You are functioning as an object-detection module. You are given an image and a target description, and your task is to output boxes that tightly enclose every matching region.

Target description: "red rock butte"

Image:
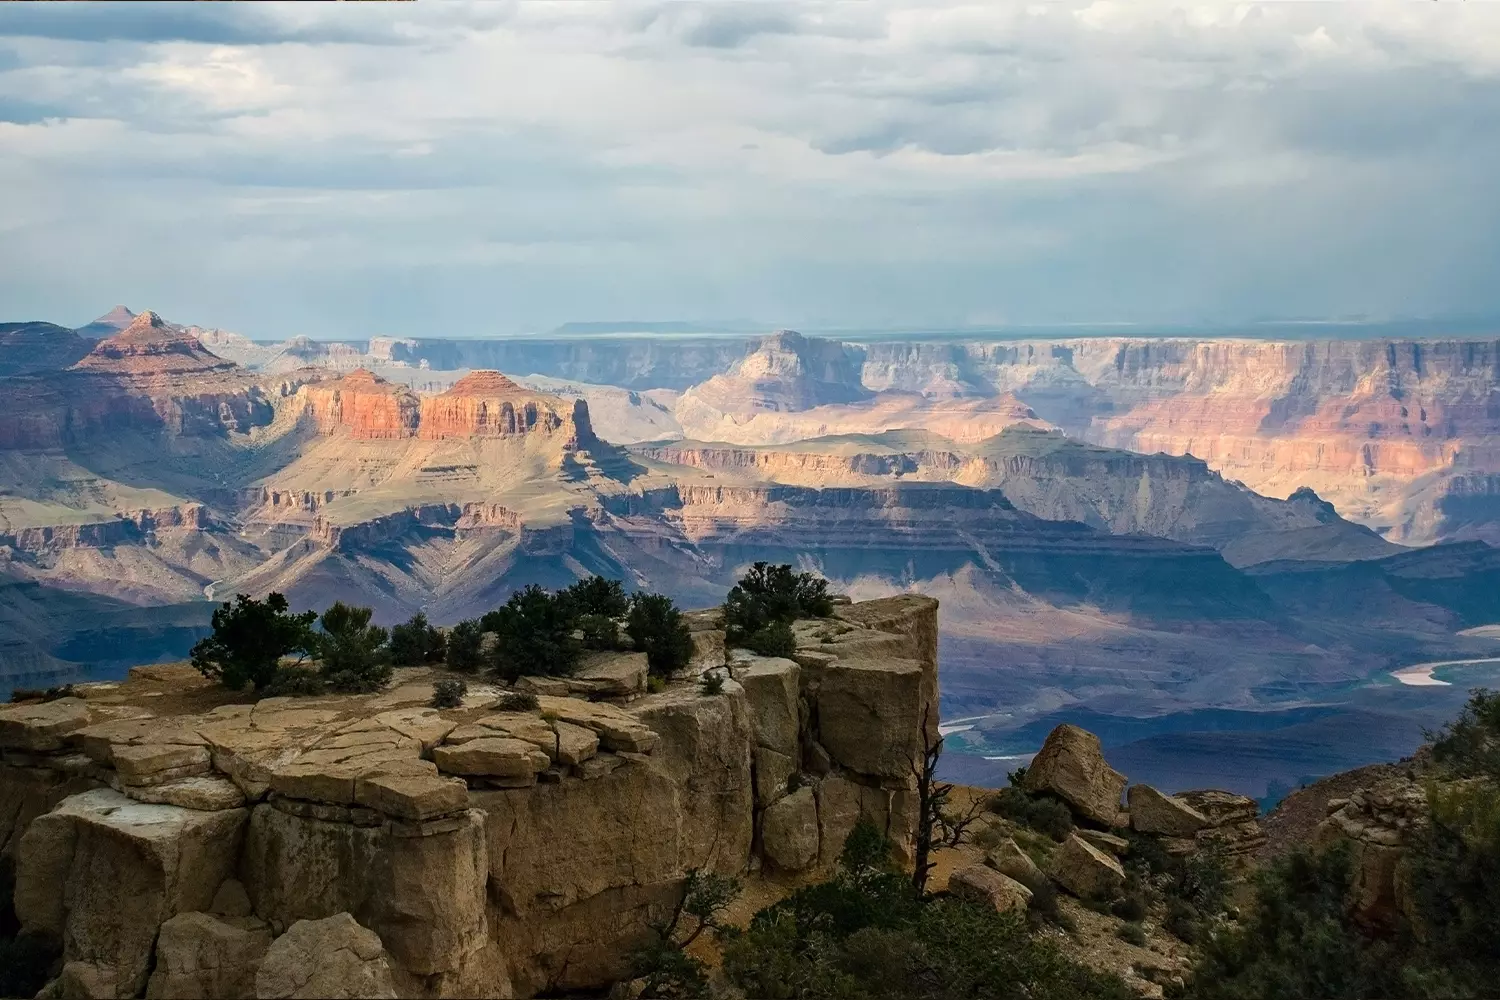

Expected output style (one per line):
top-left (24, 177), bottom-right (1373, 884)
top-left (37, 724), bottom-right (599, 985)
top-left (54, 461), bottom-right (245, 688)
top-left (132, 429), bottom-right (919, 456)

top-left (419, 369), bottom-right (590, 441)
top-left (301, 369), bottom-right (421, 439)
top-left (71, 310), bottom-right (238, 380)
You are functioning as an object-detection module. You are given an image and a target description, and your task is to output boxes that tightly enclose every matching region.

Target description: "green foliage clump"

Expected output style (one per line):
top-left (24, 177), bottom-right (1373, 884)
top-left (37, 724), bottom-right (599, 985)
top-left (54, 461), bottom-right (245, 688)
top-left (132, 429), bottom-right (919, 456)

top-left (497, 690), bottom-right (540, 712)
top-left (742, 619), bottom-right (797, 658)
top-left (989, 786), bottom-right (1075, 842)
top-left (261, 666), bottom-right (327, 697)
top-left (626, 592), bottom-right (694, 676)
top-left (723, 561), bottom-right (833, 652)
top-left (700, 671), bottom-right (726, 696)
top-left (431, 678), bottom-right (467, 709)
top-left (1117, 922), bottom-right (1149, 947)
top-left (389, 612), bottom-right (446, 666)
top-left (313, 601), bottom-right (392, 693)
top-left (559, 575), bottom-right (630, 620)
top-left (445, 619), bottom-right (485, 673)
top-left (191, 592), bottom-right (317, 692)
top-left (482, 585), bottom-right (581, 682)
top-left (1178, 689), bottom-right (1500, 1000)
top-left (722, 819), bottom-right (1133, 1000)
top-left (628, 868), bottom-right (742, 998)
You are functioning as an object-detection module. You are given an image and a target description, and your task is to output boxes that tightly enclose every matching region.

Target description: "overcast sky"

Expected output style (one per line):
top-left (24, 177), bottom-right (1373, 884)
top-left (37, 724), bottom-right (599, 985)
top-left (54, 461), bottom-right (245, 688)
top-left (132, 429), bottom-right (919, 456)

top-left (2, 1), bottom-right (1499, 339)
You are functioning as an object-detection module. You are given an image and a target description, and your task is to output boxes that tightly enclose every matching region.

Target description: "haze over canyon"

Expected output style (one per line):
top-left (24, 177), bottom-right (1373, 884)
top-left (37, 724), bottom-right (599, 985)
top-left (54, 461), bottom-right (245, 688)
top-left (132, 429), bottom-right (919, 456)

top-left (2, 305), bottom-right (1499, 799)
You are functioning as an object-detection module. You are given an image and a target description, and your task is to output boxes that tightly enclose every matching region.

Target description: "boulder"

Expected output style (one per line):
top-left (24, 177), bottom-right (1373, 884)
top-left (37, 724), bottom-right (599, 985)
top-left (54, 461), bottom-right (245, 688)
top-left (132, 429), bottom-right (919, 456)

top-left (1022, 724), bottom-right (1127, 826)
top-left (464, 714), bottom-right (599, 766)
top-left (1179, 789), bottom-right (1266, 867)
top-left (1078, 829), bottom-right (1129, 856)
top-left (432, 738), bottom-right (550, 779)
top-left (688, 630), bottom-right (725, 674)
top-left (949, 864), bottom-right (1033, 914)
top-left (15, 788), bottom-right (248, 997)
top-left (736, 657), bottom-right (800, 757)
top-left (1128, 784), bottom-right (1208, 837)
top-left (761, 786), bottom-right (819, 872)
top-left (353, 772), bottom-right (468, 822)
top-left (254, 913), bottom-right (396, 1000)
top-left (111, 744), bottom-right (212, 786)
top-left (1048, 832), bottom-right (1126, 899)
top-left (752, 747), bottom-right (796, 808)
top-left (572, 651), bottom-right (649, 699)
top-left (145, 911), bottom-right (272, 999)
top-left (122, 776), bottom-right (247, 811)
top-left (985, 837), bottom-right (1044, 886)
top-left (212, 879), bottom-right (255, 919)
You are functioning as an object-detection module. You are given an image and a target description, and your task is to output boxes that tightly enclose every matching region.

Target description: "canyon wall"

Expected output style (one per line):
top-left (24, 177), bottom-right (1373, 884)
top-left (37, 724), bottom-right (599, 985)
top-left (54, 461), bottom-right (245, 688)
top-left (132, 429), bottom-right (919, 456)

top-left (0, 594), bottom-right (938, 999)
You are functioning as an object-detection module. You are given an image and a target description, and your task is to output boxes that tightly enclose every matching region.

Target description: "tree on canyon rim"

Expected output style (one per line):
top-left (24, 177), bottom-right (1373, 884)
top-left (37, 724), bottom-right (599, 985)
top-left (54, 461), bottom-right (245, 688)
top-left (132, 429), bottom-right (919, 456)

top-left (723, 561), bottom-right (834, 657)
top-left (190, 592), bottom-right (317, 692)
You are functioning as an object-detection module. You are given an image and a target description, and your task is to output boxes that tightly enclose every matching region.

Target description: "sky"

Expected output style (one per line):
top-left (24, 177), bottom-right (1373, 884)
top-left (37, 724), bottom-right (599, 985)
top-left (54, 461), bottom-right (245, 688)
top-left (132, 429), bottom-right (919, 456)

top-left (2, 1), bottom-right (1500, 339)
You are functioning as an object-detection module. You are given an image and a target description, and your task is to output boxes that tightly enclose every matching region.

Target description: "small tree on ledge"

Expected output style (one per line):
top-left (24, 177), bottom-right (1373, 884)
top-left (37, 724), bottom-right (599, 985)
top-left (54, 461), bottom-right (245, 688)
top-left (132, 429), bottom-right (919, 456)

top-left (190, 592), bottom-right (316, 692)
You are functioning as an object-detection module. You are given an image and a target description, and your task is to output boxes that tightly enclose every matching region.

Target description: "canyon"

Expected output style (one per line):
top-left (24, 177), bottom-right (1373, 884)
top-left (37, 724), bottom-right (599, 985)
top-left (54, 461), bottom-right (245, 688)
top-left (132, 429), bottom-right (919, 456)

top-left (1, 308), bottom-right (1499, 798)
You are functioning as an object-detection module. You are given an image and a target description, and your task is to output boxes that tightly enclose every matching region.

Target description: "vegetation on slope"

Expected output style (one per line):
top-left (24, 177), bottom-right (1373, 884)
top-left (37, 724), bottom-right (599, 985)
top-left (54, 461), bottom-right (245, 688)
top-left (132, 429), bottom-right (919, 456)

top-left (1175, 688), bottom-right (1500, 999)
top-left (189, 573), bottom-right (700, 694)
top-left (723, 561), bottom-right (833, 657)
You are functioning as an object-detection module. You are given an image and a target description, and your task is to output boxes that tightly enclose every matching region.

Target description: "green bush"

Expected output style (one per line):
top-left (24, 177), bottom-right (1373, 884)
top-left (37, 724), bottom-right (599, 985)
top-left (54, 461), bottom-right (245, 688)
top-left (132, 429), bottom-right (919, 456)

top-left (314, 602), bottom-right (392, 693)
top-left (191, 592), bottom-right (317, 691)
top-left (483, 585), bottom-right (581, 682)
top-left (700, 672), bottom-right (726, 696)
top-left (989, 786), bottom-right (1075, 842)
top-left (741, 620), bottom-right (797, 658)
top-left (1112, 894), bottom-right (1148, 922)
top-left (558, 575), bottom-right (629, 620)
top-left (721, 822), bottom-right (1133, 1000)
top-left (497, 690), bottom-right (540, 712)
top-left (1117, 922), bottom-right (1149, 947)
top-left (262, 666), bottom-right (327, 697)
top-left (577, 613), bottom-right (623, 652)
top-left (389, 612), bottom-right (446, 666)
top-left (445, 619), bottom-right (485, 673)
top-left (626, 592), bottom-right (694, 676)
top-left (723, 562), bottom-right (833, 649)
top-left (431, 678), bottom-right (467, 709)
top-left (1164, 897), bottom-right (1203, 945)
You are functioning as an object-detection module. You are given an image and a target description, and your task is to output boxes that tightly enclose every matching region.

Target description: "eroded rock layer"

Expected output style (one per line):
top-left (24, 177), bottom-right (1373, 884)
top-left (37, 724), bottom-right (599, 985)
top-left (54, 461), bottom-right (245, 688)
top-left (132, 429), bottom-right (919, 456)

top-left (0, 594), bottom-right (938, 999)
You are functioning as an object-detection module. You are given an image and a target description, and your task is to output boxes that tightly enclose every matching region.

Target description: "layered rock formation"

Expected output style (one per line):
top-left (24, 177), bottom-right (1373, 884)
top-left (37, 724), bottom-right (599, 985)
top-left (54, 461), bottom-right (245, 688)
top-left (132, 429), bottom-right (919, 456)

top-left (0, 594), bottom-right (938, 998)
top-left (300, 370), bottom-right (420, 439)
top-left (418, 370), bottom-right (595, 445)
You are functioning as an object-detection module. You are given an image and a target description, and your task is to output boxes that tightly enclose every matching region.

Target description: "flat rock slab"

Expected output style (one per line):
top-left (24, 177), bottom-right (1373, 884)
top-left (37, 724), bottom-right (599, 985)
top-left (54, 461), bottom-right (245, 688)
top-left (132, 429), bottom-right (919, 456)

top-left (950, 864), bottom-right (1033, 914)
top-left (0, 698), bottom-right (92, 751)
top-left (124, 776), bottom-right (248, 811)
top-left (354, 771), bottom-right (469, 822)
top-left (573, 651), bottom-right (648, 697)
top-left (534, 696), bottom-right (660, 754)
top-left (113, 744), bottom-right (212, 784)
top-left (1128, 783), bottom-right (1209, 837)
top-left (1048, 832), bottom-right (1126, 899)
top-left (433, 737), bottom-right (550, 778)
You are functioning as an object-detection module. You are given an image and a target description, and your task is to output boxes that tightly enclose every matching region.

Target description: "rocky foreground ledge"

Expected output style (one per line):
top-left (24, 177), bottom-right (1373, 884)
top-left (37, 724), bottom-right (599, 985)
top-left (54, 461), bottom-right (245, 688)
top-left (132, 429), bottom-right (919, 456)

top-left (0, 595), bottom-right (937, 999)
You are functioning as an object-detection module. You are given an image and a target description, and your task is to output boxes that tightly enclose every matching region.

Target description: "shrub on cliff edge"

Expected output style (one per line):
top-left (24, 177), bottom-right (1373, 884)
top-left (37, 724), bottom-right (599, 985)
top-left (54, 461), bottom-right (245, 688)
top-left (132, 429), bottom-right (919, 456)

top-left (314, 602), bottom-right (392, 693)
top-left (390, 612), bottom-right (447, 666)
top-left (190, 592), bottom-right (317, 692)
top-left (482, 585), bottom-right (581, 682)
top-left (626, 592), bottom-right (694, 676)
top-left (445, 619), bottom-right (485, 673)
top-left (723, 562), bottom-right (833, 653)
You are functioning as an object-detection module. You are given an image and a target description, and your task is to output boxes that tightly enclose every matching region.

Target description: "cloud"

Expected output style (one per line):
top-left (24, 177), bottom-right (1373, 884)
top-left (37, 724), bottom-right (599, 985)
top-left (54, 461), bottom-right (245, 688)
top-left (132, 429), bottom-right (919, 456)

top-left (1, 1), bottom-right (1499, 336)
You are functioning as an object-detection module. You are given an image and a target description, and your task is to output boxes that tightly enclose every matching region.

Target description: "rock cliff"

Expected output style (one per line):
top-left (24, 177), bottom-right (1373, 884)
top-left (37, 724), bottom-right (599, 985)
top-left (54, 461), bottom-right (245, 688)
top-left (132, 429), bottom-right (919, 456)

top-left (299, 370), bottom-right (421, 439)
top-left (0, 594), bottom-right (939, 998)
top-left (418, 371), bottom-right (597, 445)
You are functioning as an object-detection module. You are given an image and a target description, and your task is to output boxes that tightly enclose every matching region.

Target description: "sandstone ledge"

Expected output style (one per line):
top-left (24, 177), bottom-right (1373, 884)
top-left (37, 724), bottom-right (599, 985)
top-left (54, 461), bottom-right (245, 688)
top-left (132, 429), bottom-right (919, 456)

top-left (1, 593), bottom-right (941, 999)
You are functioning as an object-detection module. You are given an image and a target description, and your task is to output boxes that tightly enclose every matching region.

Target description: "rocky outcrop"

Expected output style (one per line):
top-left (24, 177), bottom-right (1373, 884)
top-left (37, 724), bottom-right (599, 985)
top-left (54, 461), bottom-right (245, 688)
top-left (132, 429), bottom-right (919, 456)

top-left (1128, 784), bottom-right (1209, 837)
top-left (1048, 832), bottom-right (1126, 899)
top-left (254, 913), bottom-right (396, 1000)
top-left (1313, 777), bottom-right (1428, 931)
top-left (949, 864), bottom-right (1032, 914)
top-left (1177, 790), bottom-right (1267, 868)
top-left (418, 370), bottom-right (598, 444)
top-left (1, 593), bottom-right (938, 999)
top-left (1023, 724), bottom-right (1127, 827)
top-left (298, 370), bottom-right (420, 439)
top-left (985, 837), bottom-right (1044, 886)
